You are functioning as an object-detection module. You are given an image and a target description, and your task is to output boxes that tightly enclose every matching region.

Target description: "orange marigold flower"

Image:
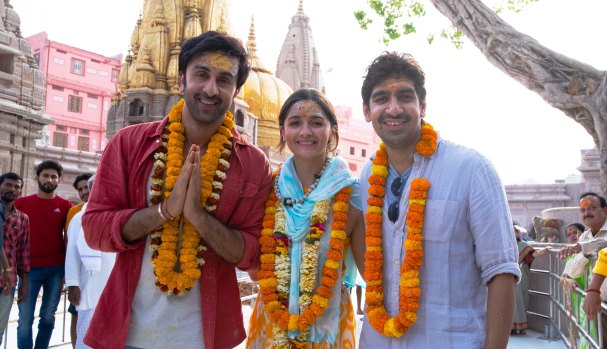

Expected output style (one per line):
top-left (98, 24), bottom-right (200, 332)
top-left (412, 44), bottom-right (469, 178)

top-left (367, 197), bottom-right (384, 207)
top-left (258, 270), bottom-right (274, 280)
top-left (329, 239), bottom-right (345, 250)
top-left (332, 211), bottom-right (348, 222)
top-left (332, 221), bottom-right (346, 230)
top-left (365, 237), bottom-right (382, 247)
top-left (368, 175), bottom-right (386, 186)
top-left (310, 303), bottom-right (324, 317)
top-left (262, 293), bottom-right (279, 303)
top-left (365, 212), bottom-right (383, 224)
top-left (368, 185), bottom-right (385, 197)
top-left (288, 314), bottom-right (299, 332)
top-left (322, 268), bottom-right (338, 280)
top-left (321, 275), bottom-right (336, 288)
top-left (333, 202), bottom-right (349, 212)
top-left (278, 312), bottom-right (290, 330)
top-left (364, 250), bottom-right (383, 261)
top-left (368, 308), bottom-right (389, 333)
top-left (317, 285), bottom-right (333, 299)
top-left (412, 178), bottom-right (430, 190)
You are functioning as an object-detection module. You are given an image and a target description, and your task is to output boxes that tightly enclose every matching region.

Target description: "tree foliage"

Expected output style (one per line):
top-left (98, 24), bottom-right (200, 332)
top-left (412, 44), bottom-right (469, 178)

top-left (355, 0), bottom-right (537, 47)
top-left (355, 0), bottom-right (607, 193)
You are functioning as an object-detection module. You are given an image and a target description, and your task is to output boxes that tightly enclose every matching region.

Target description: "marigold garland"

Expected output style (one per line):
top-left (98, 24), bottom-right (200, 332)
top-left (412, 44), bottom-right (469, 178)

top-left (364, 122), bottom-right (437, 337)
top-left (149, 99), bottom-right (234, 295)
top-left (258, 171), bottom-right (352, 348)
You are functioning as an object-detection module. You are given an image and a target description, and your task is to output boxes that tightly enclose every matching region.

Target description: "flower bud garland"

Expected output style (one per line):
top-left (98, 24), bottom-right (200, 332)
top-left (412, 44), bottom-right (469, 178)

top-left (365, 122), bottom-right (437, 337)
top-left (258, 170), bottom-right (352, 348)
top-left (149, 99), bottom-right (234, 295)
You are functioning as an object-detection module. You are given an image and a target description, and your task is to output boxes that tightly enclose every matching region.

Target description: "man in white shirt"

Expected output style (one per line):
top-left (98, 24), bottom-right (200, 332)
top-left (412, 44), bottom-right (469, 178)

top-left (65, 175), bottom-right (116, 348)
top-left (358, 52), bottom-right (520, 349)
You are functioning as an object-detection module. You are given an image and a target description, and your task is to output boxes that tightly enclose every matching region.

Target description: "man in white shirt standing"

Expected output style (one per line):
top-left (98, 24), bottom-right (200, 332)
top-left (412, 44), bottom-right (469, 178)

top-left (357, 52), bottom-right (520, 349)
top-left (65, 175), bottom-right (116, 348)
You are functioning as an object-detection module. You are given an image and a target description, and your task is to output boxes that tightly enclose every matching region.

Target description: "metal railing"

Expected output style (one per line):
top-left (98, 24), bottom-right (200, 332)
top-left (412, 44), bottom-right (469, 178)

top-left (529, 242), bottom-right (606, 349)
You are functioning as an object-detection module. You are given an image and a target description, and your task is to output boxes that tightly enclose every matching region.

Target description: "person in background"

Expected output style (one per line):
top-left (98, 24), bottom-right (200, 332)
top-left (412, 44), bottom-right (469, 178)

top-left (65, 175), bottom-right (115, 349)
top-left (0, 172), bottom-right (30, 346)
top-left (561, 222), bottom-right (592, 348)
top-left (567, 223), bottom-right (585, 244)
top-left (558, 193), bottom-right (607, 259)
top-left (512, 223), bottom-right (549, 334)
top-left (65, 173), bottom-right (92, 230)
top-left (15, 160), bottom-right (72, 349)
top-left (65, 172), bottom-right (92, 348)
top-left (574, 193), bottom-right (607, 344)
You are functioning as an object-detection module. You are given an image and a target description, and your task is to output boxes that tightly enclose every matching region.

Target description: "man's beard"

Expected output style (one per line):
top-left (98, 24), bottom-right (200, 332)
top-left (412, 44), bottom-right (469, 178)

top-left (1, 193), bottom-right (15, 203)
top-left (38, 181), bottom-right (58, 194)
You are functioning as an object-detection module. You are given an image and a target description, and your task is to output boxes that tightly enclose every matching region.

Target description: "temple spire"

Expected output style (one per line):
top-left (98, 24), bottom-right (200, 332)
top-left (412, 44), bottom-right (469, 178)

top-left (297, 0), bottom-right (305, 15)
top-left (247, 14), bottom-right (271, 74)
top-left (247, 15), bottom-right (258, 58)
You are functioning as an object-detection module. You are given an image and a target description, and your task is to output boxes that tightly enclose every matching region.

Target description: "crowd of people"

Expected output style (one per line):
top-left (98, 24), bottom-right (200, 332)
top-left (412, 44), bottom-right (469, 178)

top-left (0, 30), bottom-right (604, 349)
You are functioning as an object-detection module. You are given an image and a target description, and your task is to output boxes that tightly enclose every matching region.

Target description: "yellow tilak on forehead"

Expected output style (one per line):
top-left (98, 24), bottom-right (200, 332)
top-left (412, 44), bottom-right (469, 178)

top-left (205, 52), bottom-right (236, 72)
top-left (580, 197), bottom-right (593, 209)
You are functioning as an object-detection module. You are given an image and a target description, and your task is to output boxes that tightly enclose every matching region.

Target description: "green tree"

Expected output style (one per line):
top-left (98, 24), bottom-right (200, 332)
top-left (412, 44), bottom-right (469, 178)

top-left (357, 0), bottom-right (607, 193)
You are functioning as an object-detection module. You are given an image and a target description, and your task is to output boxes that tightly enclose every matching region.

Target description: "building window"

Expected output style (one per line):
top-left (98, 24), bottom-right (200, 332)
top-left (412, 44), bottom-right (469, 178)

top-left (235, 110), bottom-right (245, 127)
top-left (349, 146), bottom-right (355, 155)
top-left (111, 68), bottom-right (120, 82)
top-left (33, 52), bottom-right (40, 65)
top-left (51, 85), bottom-right (64, 91)
top-left (361, 149), bottom-right (367, 157)
top-left (53, 132), bottom-right (68, 148)
top-left (78, 136), bottom-right (90, 152)
top-left (68, 95), bottom-right (83, 113)
top-left (87, 93), bottom-right (98, 99)
top-left (79, 129), bottom-right (90, 135)
top-left (0, 53), bottom-right (14, 74)
top-left (71, 58), bottom-right (85, 75)
top-left (56, 125), bottom-right (67, 132)
top-left (56, 49), bottom-right (67, 54)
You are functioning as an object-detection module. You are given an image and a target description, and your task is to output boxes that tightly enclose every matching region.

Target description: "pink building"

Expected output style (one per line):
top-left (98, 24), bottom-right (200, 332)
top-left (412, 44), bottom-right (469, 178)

top-left (27, 32), bottom-right (121, 153)
top-left (334, 105), bottom-right (381, 176)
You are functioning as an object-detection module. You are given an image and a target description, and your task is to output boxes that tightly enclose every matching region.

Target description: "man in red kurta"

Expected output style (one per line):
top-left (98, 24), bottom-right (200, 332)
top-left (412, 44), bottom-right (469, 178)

top-left (82, 31), bottom-right (272, 349)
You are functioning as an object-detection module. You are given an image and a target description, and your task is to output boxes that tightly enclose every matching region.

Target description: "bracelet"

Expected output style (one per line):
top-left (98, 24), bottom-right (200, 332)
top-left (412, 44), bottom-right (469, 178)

top-left (157, 203), bottom-right (169, 221)
top-left (587, 288), bottom-right (601, 294)
top-left (162, 200), bottom-right (175, 220)
top-left (2, 268), bottom-right (12, 273)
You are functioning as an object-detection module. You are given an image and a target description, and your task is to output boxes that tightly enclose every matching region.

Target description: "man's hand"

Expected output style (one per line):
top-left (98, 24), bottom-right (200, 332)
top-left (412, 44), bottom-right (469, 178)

top-left (560, 277), bottom-right (577, 292)
top-left (67, 286), bottom-right (81, 306)
top-left (558, 244), bottom-right (582, 259)
top-left (165, 144), bottom-right (199, 218)
top-left (583, 291), bottom-right (602, 321)
top-left (1, 271), bottom-right (14, 296)
top-left (183, 146), bottom-right (204, 223)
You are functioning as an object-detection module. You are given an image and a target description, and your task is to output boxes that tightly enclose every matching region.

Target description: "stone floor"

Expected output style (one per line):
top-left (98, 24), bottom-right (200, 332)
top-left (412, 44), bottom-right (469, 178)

top-left (0, 291), bottom-right (569, 349)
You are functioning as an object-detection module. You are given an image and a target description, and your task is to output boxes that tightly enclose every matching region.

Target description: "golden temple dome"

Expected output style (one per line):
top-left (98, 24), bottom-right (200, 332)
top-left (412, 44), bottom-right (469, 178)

top-left (238, 15), bottom-right (293, 149)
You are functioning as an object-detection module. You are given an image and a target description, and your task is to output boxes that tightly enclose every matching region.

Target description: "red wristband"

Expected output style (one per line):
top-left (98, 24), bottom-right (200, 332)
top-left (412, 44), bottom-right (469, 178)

top-left (587, 288), bottom-right (601, 294)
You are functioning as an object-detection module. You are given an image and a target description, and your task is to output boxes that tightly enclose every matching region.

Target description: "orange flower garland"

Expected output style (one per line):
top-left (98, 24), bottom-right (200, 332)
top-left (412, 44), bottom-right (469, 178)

top-left (258, 176), bottom-right (352, 348)
top-left (149, 99), bottom-right (234, 295)
top-left (365, 122), bottom-right (437, 337)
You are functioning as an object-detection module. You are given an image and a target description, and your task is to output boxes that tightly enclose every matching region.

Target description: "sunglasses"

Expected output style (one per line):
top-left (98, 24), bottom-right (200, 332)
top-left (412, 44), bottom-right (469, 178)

top-left (388, 176), bottom-right (405, 223)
